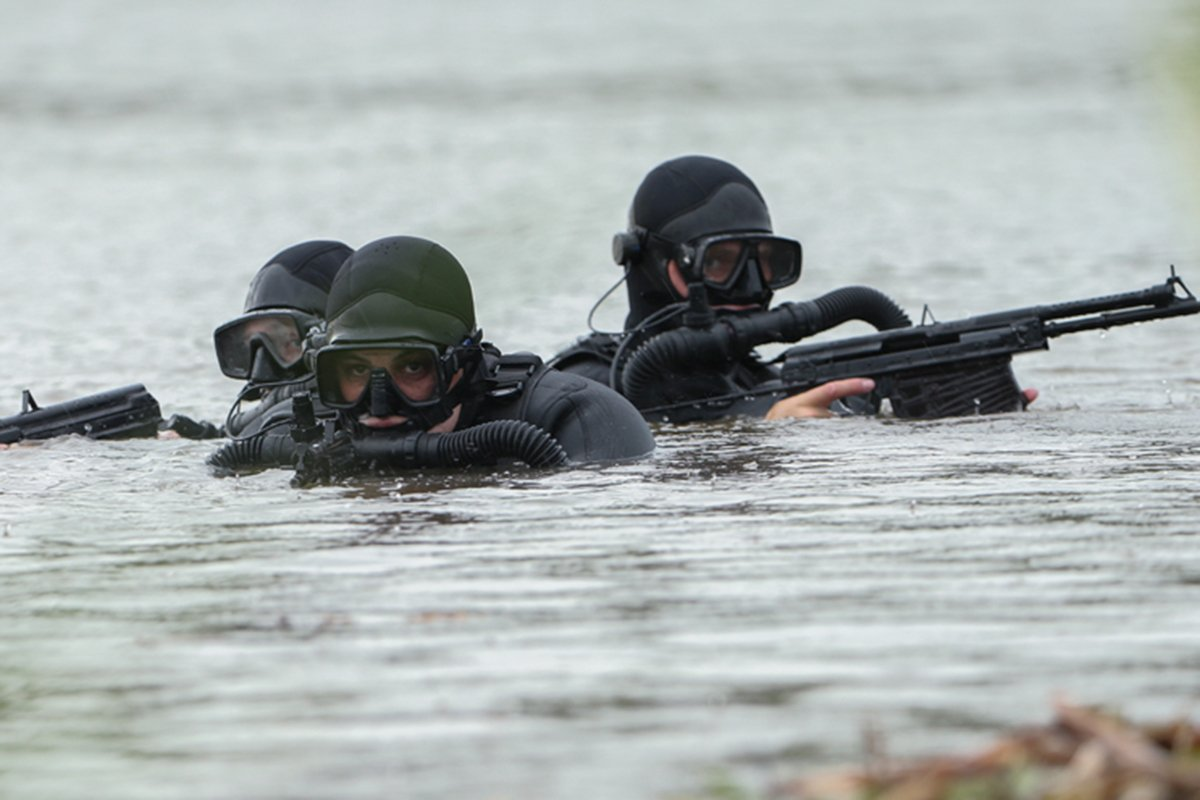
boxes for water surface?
[2,1,1199,798]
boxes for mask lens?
[214,312,307,379]
[692,235,801,291]
[699,241,746,287]
[755,239,800,288]
[318,347,442,408]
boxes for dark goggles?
[314,343,460,414]
[679,234,802,291]
[213,309,320,380]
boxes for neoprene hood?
[622,155,776,328]
[630,156,772,243]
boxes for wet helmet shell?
[243,240,353,316]
[324,236,477,349]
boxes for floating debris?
[774,700,1200,800]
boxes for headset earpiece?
[611,230,642,266]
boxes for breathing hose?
[206,425,301,473]
[349,420,569,470]
[620,285,911,408]
[208,418,569,480]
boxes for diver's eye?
[338,362,372,380]
[389,352,436,379]
[701,242,742,284]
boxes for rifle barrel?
[640,272,1200,420]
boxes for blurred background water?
[2,1,1199,798]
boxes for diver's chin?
[357,414,412,430]
[355,405,462,434]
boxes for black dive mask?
[678,234,802,307]
[214,309,319,381]
[315,340,481,432]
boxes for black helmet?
[243,240,351,316]
[613,156,799,327]
[214,240,352,383]
[314,236,482,431]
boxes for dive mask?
[213,309,320,381]
[314,340,479,429]
[679,234,802,291]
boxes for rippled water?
[2,1,1200,798]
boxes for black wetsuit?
[158,380,313,440]
[225,379,318,438]
[549,331,827,422]
[462,350,655,461]
[219,348,654,469]
[550,328,1024,423]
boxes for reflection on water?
[3,0,1200,798]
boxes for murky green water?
[2,1,1199,798]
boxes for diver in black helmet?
[208,235,653,477]
[181,240,350,439]
[215,239,352,437]
[549,155,1037,420]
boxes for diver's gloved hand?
[160,414,225,440]
[291,427,357,487]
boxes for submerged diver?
[209,235,654,479]
[162,240,351,439]
[3,240,352,449]
[549,155,1036,421]
[208,239,352,437]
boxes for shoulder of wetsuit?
[473,360,654,461]
[225,380,321,438]
[457,349,544,424]
[484,350,545,399]
[546,333,622,384]
[233,395,305,438]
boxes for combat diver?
[215,239,354,436]
[208,235,654,480]
[549,155,1037,422]
[164,239,353,440]
[2,240,351,449]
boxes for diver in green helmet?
[209,235,653,477]
[550,155,1037,421]
[313,235,653,460]
[312,235,482,436]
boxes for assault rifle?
[641,269,1200,421]
[0,384,163,445]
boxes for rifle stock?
[643,270,1199,421]
[0,384,163,445]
